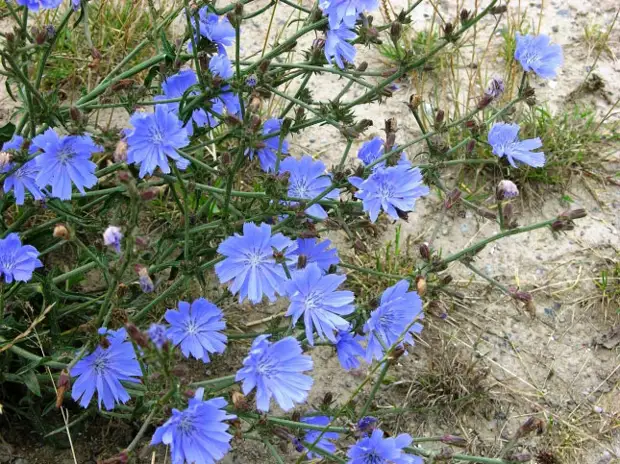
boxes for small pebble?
[552,25,559,32]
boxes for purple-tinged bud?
[444,188,461,209]
[147,323,167,349]
[490,5,508,14]
[56,369,71,408]
[441,435,468,446]
[390,21,402,42]
[126,323,149,348]
[357,416,378,435]
[45,25,56,41]
[460,9,471,25]
[497,180,519,200]
[485,77,505,100]
[135,265,154,293]
[443,22,455,39]
[466,139,476,153]
[477,93,494,109]
[103,226,123,253]
[245,74,258,88]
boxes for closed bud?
[490,5,508,14]
[441,434,467,446]
[69,106,82,122]
[559,208,586,220]
[516,417,544,438]
[297,254,308,269]
[295,107,305,122]
[477,93,494,109]
[323,392,333,405]
[390,21,402,42]
[45,25,56,41]
[231,391,249,410]
[388,345,406,364]
[502,202,514,224]
[99,336,111,349]
[419,242,431,260]
[443,22,454,38]
[56,370,71,408]
[444,188,461,209]
[466,139,476,153]
[511,290,532,303]
[125,323,149,348]
[234,2,244,16]
[35,28,47,45]
[460,9,471,25]
[357,61,368,72]
[434,109,445,128]
[416,276,427,296]
[117,171,132,183]
[485,77,505,99]
[291,411,301,422]
[250,115,262,132]
[384,117,397,135]
[408,94,422,110]
[497,180,519,200]
[258,59,271,74]
[53,224,70,240]
[248,94,262,113]
[441,274,453,285]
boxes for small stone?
[552,25,559,32]
[442,227,449,235]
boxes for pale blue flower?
[325,25,357,69]
[301,415,339,459]
[209,54,233,79]
[103,226,122,253]
[2,135,45,205]
[515,33,563,79]
[0,233,42,283]
[319,0,378,29]
[247,118,289,172]
[348,429,421,464]
[291,238,339,272]
[357,137,408,170]
[335,329,366,370]
[191,9,235,54]
[16,0,62,11]
[488,122,545,168]
[147,324,167,349]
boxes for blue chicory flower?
[147,323,167,349]
[364,280,424,362]
[164,298,227,363]
[285,263,355,345]
[215,222,297,304]
[2,135,45,205]
[151,388,236,464]
[335,329,366,370]
[300,415,340,459]
[70,328,142,410]
[217,85,242,116]
[191,9,236,54]
[16,0,62,11]
[325,25,357,69]
[487,122,545,168]
[126,105,190,178]
[349,164,429,223]
[347,429,421,464]
[103,226,123,253]
[280,155,339,219]
[236,335,313,412]
[0,233,42,284]
[357,137,409,170]
[247,118,289,172]
[209,54,234,79]
[356,416,378,435]
[31,128,100,201]
[291,237,340,273]
[514,33,563,79]
[319,0,378,29]
[137,267,154,293]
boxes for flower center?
[256,357,278,378]
[291,178,310,198]
[363,451,384,464]
[0,253,16,271]
[185,320,199,335]
[57,147,74,163]
[244,250,264,268]
[304,291,322,312]
[149,127,165,145]
[92,352,109,374]
[178,415,195,434]
[377,183,394,201]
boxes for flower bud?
[56,370,71,408]
[390,21,402,42]
[477,93,494,109]
[245,74,258,88]
[466,139,476,153]
[444,188,461,209]
[408,94,422,110]
[490,5,508,14]
[460,9,471,25]
[69,106,82,122]
[231,391,249,410]
[357,416,378,434]
[125,323,149,348]
[485,77,505,100]
[0,151,12,170]
[497,180,519,200]
[441,434,467,446]
[357,61,368,72]
[416,275,427,296]
[434,109,445,128]
[248,93,262,113]
[322,392,333,406]
[53,224,70,240]
[135,265,154,293]
[258,59,271,74]
[443,22,454,39]
[559,208,586,220]
[35,28,48,45]
[388,345,406,364]
[114,139,128,163]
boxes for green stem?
[360,360,391,417]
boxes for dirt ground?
[0,0,619,463]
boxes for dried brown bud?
[140,188,159,201]
[69,106,82,122]
[99,336,111,349]
[323,392,333,405]
[357,61,368,72]
[416,276,427,296]
[384,117,397,135]
[511,290,532,303]
[443,22,454,38]
[291,411,301,422]
[490,5,508,15]
[56,370,71,408]
[388,345,406,364]
[125,323,149,348]
[231,391,249,410]
[460,9,471,25]
[114,139,128,163]
[441,434,467,446]
[559,208,586,220]
[248,94,262,113]
[390,21,402,42]
[258,59,271,74]
[35,29,47,45]
[466,139,476,153]
[444,188,461,209]
[52,224,70,240]
[477,93,494,109]
[516,416,544,438]
[435,109,445,126]
[408,94,422,110]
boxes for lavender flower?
[165,298,227,363]
[16,0,62,11]
[247,118,289,172]
[300,415,339,459]
[103,226,123,253]
[70,328,141,410]
[285,263,354,345]
[138,267,154,293]
[364,280,424,362]
[147,324,167,349]
[245,74,258,87]
[515,33,563,79]
[152,388,236,464]
[0,233,42,283]
[215,222,296,303]
[126,105,190,177]
[236,335,313,411]
[291,238,339,272]
[191,9,235,54]
[325,26,357,69]
[485,77,505,99]
[349,164,429,223]
[217,86,242,116]
[356,416,378,435]
[497,180,519,199]
[335,329,366,370]
[357,137,408,170]
[319,0,378,29]
[281,155,339,219]
[488,122,545,168]
[209,54,233,79]
[2,135,45,205]
[348,429,420,464]
[31,129,100,201]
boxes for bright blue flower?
[281,155,339,219]
[103,226,122,253]
[335,329,366,370]
[209,54,233,79]
[215,222,297,304]
[319,0,378,29]
[301,415,340,459]
[71,0,80,10]
[16,0,62,11]
[2,136,45,205]
[31,129,100,201]
[0,233,42,284]
[126,105,190,178]
[191,9,236,54]
[165,298,227,363]
[147,323,167,349]
[356,416,378,435]
[515,33,563,79]
[152,388,236,464]
[347,429,420,464]
[70,328,142,410]
[349,164,429,223]
[236,335,313,411]
[247,118,289,172]
[285,263,354,345]
[488,122,545,168]
[291,238,339,273]
[325,26,357,69]
[357,137,409,170]
[217,86,241,116]
[364,280,424,362]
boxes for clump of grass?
[582,23,616,60]
[595,260,620,313]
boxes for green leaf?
[23,370,42,396]
[0,122,16,145]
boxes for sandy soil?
[0,0,618,463]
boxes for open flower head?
[301,415,340,459]
[236,335,313,412]
[2,135,45,205]
[209,54,234,79]
[488,122,545,168]
[325,25,357,69]
[16,0,62,11]
[70,328,142,410]
[348,429,421,464]
[31,128,100,200]
[0,233,42,283]
[364,280,424,362]
[285,263,355,345]
[247,118,289,173]
[319,0,378,29]
[357,137,408,170]
[335,329,366,370]
[215,222,297,304]
[515,33,563,79]
[165,298,227,363]
[126,105,190,178]
[281,155,339,219]
[291,237,340,273]
[152,388,236,464]
[191,9,235,54]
